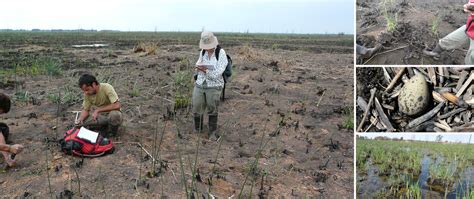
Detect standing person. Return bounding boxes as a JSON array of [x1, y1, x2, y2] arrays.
[[75, 74, 123, 137], [0, 93, 24, 167], [424, 1, 474, 64], [193, 31, 228, 141]]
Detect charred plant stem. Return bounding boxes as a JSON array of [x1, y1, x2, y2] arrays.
[[175, 118, 189, 197], [139, 139, 143, 182], [407, 102, 445, 129], [71, 162, 81, 196], [208, 128, 224, 195], [248, 179, 255, 199], [385, 67, 406, 93], [374, 97, 395, 131], [152, 119, 159, 176], [191, 135, 201, 196], [45, 147, 53, 199], [357, 88, 376, 132], [238, 122, 271, 199]]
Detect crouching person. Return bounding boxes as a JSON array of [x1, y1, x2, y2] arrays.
[[424, 1, 474, 64], [0, 93, 24, 167], [193, 31, 227, 141], [75, 74, 122, 137]]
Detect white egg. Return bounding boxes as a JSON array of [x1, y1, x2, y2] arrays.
[[398, 74, 430, 116]]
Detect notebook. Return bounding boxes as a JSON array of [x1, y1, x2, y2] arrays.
[[197, 62, 215, 70], [77, 127, 99, 144]]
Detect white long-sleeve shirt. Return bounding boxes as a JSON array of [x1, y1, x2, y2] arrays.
[[195, 48, 228, 88]]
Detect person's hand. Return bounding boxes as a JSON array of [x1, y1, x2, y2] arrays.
[[9, 144, 24, 154], [195, 65, 207, 73], [92, 110, 100, 122], [74, 119, 82, 127], [464, 3, 474, 14]]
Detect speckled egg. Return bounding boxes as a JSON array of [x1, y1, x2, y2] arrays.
[[398, 74, 430, 116]]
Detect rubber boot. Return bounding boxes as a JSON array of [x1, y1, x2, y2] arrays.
[[357, 44, 382, 59], [105, 124, 119, 138], [423, 43, 442, 59], [194, 114, 203, 133], [208, 114, 219, 141], [365, 43, 382, 58]]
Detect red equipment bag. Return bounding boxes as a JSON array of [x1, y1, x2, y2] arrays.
[[466, 16, 474, 39], [60, 128, 114, 157], [466, 0, 474, 39]]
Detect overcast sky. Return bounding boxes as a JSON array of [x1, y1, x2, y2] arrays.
[[361, 134, 474, 144], [0, 0, 354, 34]]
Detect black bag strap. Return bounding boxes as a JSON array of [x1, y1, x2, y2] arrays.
[[467, 19, 474, 33], [73, 150, 105, 158], [215, 45, 221, 60]]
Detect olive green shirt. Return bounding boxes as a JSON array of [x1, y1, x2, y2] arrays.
[[82, 83, 119, 111]]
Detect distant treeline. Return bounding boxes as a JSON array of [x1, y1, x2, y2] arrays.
[[0, 29, 348, 35], [0, 29, 119, 32]]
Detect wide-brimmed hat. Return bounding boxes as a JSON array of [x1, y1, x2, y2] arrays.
[[199, 31, 218, 49]]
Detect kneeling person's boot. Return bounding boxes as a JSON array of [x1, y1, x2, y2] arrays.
[[423, 43, 443, 59], [105, 111, 122, 137], [106, 124, 119, 138], [194, 114, 203, 133], [208, 114, 219, 141], [357, 44, 382, 59]]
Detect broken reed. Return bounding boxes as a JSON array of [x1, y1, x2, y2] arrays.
[[174, 115, 201, 198], [171, 102, 247, 197], [156, 117, 167, 197], [237, 91, 283, 198], [45, 146, 53, 199], [151, 119, 159, 177], [207, 110, 247, 196], [188, 132, 201, 197], [71, 161, 82, 197], [174, 116, 189, 197], [152, 117, 166, 177], [238, 119, 273, 198]]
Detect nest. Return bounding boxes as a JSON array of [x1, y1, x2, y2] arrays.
[[357, 67, 473, 132]]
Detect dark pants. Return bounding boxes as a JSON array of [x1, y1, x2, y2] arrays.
[[192, 85, 222, 115]]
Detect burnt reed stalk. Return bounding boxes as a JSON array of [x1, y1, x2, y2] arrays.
[[207, 133, 224, 195], [175, 117, 190, 197], [56, 88, 60, 139], [151, 119, 159, 176], [158, 120, 167, 196], [189, 135, 201, 196], [139, 137, 143, 182], [238, 115, 282, 199], [45, 146, 53, 199], [238, 122, 268, 199], [71, 161, 81, 196], [208, 111, 246, 196]]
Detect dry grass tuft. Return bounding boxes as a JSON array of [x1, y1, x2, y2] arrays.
[[235, 44, 263, 62], [133, 42, 158, 56]]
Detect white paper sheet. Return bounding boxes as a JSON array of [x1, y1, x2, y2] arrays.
[[77, 127, 99, 144], [197, 62, 215, 70]]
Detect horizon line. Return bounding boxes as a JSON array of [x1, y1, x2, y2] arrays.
[[0, 29, 354, 35]]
